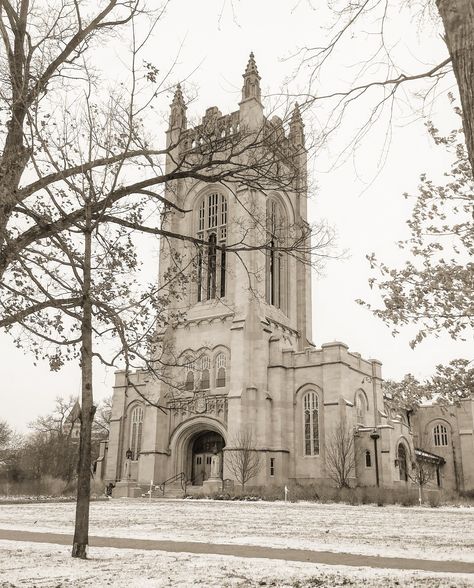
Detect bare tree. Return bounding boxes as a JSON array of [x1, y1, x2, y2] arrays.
[[0, 3, 334, 558], [0, 420, 11, 449], [325, 418, 357, 488], [225, 429, 262, 491], [410, 434, 442, 505], [94, 396, 112, 438], [286, 1, 474, 178], [30, 396, 78, 437]]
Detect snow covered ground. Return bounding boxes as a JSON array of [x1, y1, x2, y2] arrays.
[[0, 539, 473, 587], [0, 499, 473, 562], [0, 499, 473, 587]]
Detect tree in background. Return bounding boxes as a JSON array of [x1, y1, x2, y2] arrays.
[[410, 448, 440, 506], [362, 113, 473, 407], [225, 429, 262, 492], [0, 421, 11, 449]]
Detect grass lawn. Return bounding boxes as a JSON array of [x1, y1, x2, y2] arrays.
[[0, 499, 473, 586]]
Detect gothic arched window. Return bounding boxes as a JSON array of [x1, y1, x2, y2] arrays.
[[130, 405, 144, 460], [355, 392, 368, 425], [397, 443, 408, 482], [184, 357, 195, 391], [185, 370, 194, 391], [197, 192, 227, 302], [215, 353, 227, 387], [199, 355, 211, 390], [303, 391, 319, 456], [265, 198, 287, 312], [433, 423, 449, 447]]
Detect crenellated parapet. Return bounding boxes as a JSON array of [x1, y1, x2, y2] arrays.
[[180, 109, 241, 152], [169, 54, 305, 168]]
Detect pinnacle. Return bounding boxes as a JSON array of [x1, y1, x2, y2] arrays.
[[171, 83, 185, 106], [244, 52, 260, 78], [290, 102, 303, 126]]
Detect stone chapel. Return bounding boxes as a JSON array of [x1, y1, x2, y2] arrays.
[[103, 54, 473, 497]]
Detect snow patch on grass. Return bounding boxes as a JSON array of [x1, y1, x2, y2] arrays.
[[0, 499, 473, 563], [0, 540, 473, 588]]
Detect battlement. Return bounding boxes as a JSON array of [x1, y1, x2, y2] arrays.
[[181, 108, 240, 151], [168, 53, 305, 158], [275, 341, 382, 377]]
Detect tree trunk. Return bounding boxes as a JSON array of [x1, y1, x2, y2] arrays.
[[72, 200, 95, 559], [437, 0, 474, 177]]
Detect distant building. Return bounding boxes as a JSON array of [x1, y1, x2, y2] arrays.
[[101, 55, 473, 496], [411, 399, 474, 492]]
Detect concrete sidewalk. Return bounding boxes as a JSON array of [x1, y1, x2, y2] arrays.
[[0, 528, 473, 575]]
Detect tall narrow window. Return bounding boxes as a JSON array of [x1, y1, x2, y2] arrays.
[[197, 192, 227, 301], [303, 391, 319, 456], [130, 406, 144, 460], [398, 444, 408, 482], [266, 198, 287, 312], [215, 353, 227, 387], [199, 355, 211, 390], [433, 423, 448, 447], [270, 457, 275, 476], [355, 392, 367, 425], [365, 450, 372, 468], [185, 371, 194, 391], [184, 357, 195, 391]]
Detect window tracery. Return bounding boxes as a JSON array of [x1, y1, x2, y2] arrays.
[[199, 355, 211, 390], [130, 405, 144, 460], [303, 391, 319, 456], [265, 198, 287, 312], [197, 192, 227, 302], [433, 423, 449, 447], [215, 353, 227, 387]]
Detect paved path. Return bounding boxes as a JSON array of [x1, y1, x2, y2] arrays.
[[0, 528, 473, 575]]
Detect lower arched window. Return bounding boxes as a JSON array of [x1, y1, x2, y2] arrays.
[[398, 443, 408, 482], [130, 406, 144, 460], [199, 356, 210, 390], [184, 357, 195, 391], [303, 391, 319, 456], [215, 353, 227, 387], [433, 423, 448, 447]]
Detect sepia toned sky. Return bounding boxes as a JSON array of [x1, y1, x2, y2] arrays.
[[1, 1, 470, 432]]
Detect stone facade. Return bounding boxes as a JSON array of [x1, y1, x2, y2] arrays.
[[411, 400, 474, 492], [104, 54, 474, 495]]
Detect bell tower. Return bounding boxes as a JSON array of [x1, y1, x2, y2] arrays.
[[106, 54, 313, 492]]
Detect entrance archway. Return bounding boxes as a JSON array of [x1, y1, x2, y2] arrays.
[[190, 431, 225, 485], [168, 417, 227, 484]]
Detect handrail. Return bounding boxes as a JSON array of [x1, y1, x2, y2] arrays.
[[158, 471, 187, 495]]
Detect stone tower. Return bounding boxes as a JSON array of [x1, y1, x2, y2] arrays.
[[106, 55, 407, 496]]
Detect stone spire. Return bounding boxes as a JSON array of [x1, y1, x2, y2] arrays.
[[289, 102, 305, 147], [241, 52, 261, 102], [169, 83, 187, 130]]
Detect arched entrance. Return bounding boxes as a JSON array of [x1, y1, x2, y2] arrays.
[[168, 417, 227, 484], [189, 431, 225, 485]]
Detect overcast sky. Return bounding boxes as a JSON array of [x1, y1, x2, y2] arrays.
[[1, 1, 470, 432]]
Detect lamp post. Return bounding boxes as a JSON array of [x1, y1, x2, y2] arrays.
[[370, 429, 380, 487]]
